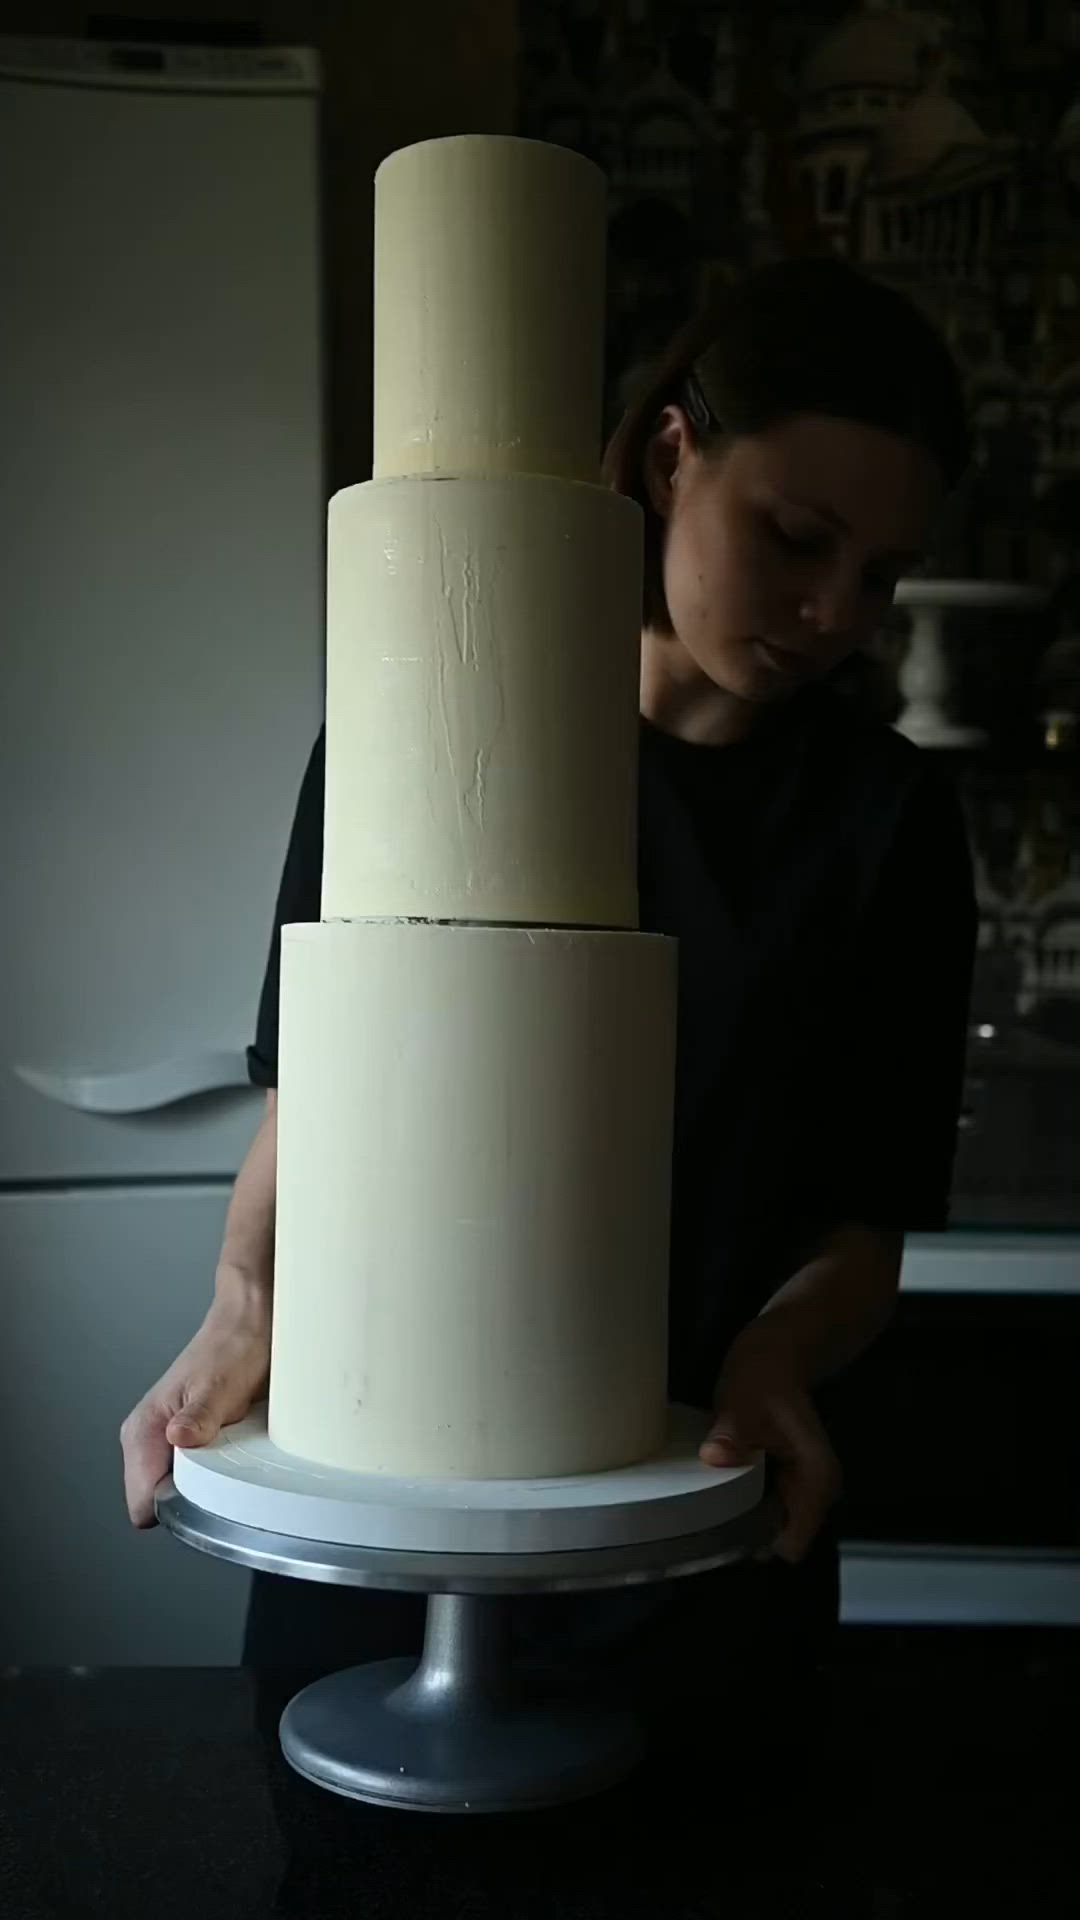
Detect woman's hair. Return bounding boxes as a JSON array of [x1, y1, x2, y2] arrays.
[[603, 256, 971, 634]]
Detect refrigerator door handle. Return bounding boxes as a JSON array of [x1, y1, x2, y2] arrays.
[[12, 1051, 252, 1114]]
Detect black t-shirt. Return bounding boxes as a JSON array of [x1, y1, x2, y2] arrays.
[[249, 686, 976, 1409]]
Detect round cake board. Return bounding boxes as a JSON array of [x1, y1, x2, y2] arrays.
[[171, 1402, 763, 1555]]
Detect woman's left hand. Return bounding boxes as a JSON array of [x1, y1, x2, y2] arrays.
[[698, 1322, 842, 1563]]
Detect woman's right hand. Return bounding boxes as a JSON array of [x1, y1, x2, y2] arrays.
[[120, 1275, 273, 1528]]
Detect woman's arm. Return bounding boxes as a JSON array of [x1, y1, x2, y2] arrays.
[[215, 1090, 278, 1304], [739, 1220, 903, 1389], [122, 730, 322, 1528], [697, 1223, 901, 1562], [121, 1090, 278, 1526], [701, 765, 978, 1558]]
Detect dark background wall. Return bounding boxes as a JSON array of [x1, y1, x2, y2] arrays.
[[520, 0, 1080, 604], [518, 11, 1080, 1153]]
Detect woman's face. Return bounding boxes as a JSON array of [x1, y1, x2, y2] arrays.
[[645, 410, 943, 705]]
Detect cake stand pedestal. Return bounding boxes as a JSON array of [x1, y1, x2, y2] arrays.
[[893, 578, 1047, 750], [156, 1404, 774, 1814]]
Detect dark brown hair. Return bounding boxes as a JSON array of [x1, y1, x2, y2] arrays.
[[602, 257, 971, 633]]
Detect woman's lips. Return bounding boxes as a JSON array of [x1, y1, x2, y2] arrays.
[[752, 638, 812, 677]]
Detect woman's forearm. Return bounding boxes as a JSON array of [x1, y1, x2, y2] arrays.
[[215, 1090, 278, 1300], [739, 1222, 903, 1389]]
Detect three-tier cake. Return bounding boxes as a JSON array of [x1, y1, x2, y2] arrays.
[[268, 135, 678, 1481]]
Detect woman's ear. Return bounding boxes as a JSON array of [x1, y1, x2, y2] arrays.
[[641, 404, 695, 519]]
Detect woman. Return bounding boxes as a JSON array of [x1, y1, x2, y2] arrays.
[[121, 257, 976, 1742]]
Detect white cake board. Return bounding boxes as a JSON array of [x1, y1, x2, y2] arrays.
[[172, 1401, 763, 1556]]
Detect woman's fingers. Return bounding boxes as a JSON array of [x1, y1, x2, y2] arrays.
[[120, 1291, 273, 1530], [701, 1390, 841, 1563], [699, 1409, 757, 1467], [119, 1399, 173, 1529], [165, 1396, 222, 1445], [766, 1394, 843, 1562]]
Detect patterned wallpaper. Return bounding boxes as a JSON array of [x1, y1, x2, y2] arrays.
[[521, 0, 1080, 589], [519, 0, 1080, 1225]]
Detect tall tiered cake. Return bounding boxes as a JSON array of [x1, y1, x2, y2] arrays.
[[268, 136, 678, 1481]]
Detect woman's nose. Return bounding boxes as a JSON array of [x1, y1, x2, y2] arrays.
[[800, 563, 863, 642]]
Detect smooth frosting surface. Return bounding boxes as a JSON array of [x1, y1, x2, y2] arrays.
[[274, 136, 681, 1488], [269, 921, 677, 1480], [373, 136, 605, 482], [322, 473, 642, 927]]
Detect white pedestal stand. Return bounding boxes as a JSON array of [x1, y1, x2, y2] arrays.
[[157, 1403, 770, 1814], [894, 579, 1047, 750]]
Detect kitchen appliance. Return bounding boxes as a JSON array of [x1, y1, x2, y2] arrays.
[[0, 36, 324, 1665]]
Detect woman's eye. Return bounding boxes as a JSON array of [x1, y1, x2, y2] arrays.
[[769, 516, 828, 556]]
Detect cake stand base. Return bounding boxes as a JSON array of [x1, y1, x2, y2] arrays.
[[281, 1594, 641, 1813], [157, 1404, 773, 1813]]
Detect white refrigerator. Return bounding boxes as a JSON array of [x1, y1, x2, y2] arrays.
[[0, 38, 325, 1664]]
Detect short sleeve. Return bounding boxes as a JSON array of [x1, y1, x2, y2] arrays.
[[246, 727, 325, 1088], [826, 766, 978, 1232]]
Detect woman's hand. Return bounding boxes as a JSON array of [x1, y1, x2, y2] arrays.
[[698, 1320, 842, 1563], [119, 1272, 272, 1529]]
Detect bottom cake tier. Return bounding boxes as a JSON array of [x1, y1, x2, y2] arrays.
[[269, 919, 677, 1479]]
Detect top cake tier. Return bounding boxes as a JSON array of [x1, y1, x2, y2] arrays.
[[373, 135, 606, 482]]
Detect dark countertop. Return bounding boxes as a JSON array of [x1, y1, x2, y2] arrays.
[[1, 1631, 1076, 1919]]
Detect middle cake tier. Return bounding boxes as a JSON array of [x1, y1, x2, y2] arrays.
[[322, 472, 643, 927], [270, 919, 677, 1480]]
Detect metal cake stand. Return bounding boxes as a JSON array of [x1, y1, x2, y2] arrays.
[[156, 1406, 775, 1815]]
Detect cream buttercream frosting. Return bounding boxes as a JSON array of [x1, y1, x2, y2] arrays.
[[269, 921, 676, 1479], [269, 134, 678, 1484], [322, 473, 642, 927], [373, 136, 606, 483]]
